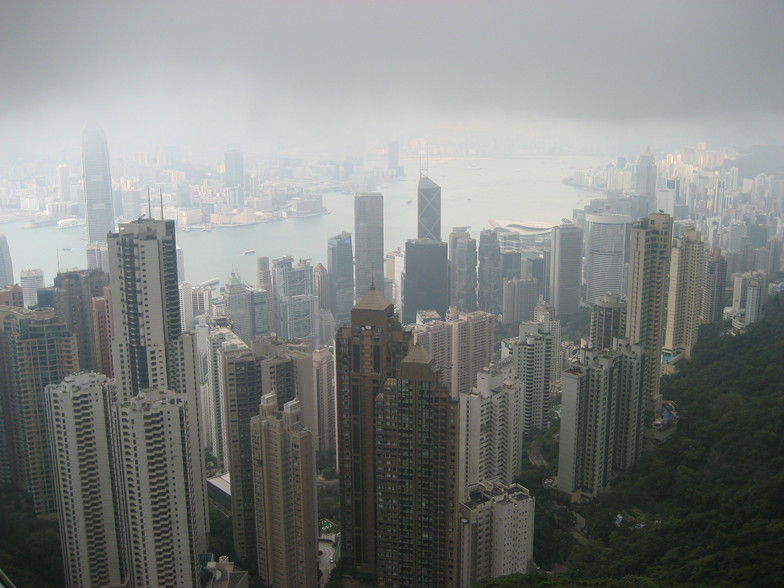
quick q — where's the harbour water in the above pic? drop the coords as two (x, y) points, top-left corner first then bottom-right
(1, 155), (608, 287)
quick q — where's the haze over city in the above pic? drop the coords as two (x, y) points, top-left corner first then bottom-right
(2, 0), (783, 157)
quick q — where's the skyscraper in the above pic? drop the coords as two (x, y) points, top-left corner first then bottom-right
(457, 364), (537, 586)
(219, 336), (311, 563)
(313, 263), (330, 311)
(223, 273), (269, 344)
(112, 386), (207, 587)
(701, 248), (727, 324)
(354, 193), (384, 300)
(449, 227), (478, 312)
(313, 345), (336, 452)
(56, 164), (71, 201)
(327, 231), (354, 325)
(459, 362), (523, 490)
(478, 229), (502, 315)
(0, 234), (13, 287)
(271, 257), (319, 344)
(458, 481), (535, 587)
(52, 269), (110, 372)
(415, 309), (495, 398)
(549, 223), (583, 317)
(82, 124), (115, 244)
(558, 340), (645, 497)
(224, 150), (245, 192)
(336, 285), (412, 575)
(589, 293), (627, 350)
(403, 239), (449, 324)
(108, 219), (184, 401)
(46, 373), (124, 586)
(625, 213), (673, 423)
(635, 147), (657, 218)
(374, 345), (459, 586)
(45, 373), (123, 587)
(502, 277), (538, 325)
(513, 321), (558, 435)
(583, 213), (630, 306)
(19, 268), (44, 308)
(251, 395), (317, 588)
(387, 140), (400, 174)
(417, 175), (441, 241)
(664, 227), (705, 360)
(0, 307), (78, 516)
(106, 217), (208, 585)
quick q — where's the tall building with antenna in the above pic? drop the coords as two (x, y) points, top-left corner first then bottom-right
(82, 124), (115, 243)
(417, 176), (442, 241)
(106, 217), (208, 585)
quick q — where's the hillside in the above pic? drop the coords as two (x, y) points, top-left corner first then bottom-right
(478, 294), (784, 588)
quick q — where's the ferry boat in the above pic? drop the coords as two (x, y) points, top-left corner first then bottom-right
(57, 218), (84, 229)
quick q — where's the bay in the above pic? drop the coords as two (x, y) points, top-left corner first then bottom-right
(1, 155), (607, 287)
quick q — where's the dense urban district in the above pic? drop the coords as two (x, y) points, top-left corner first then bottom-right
(0, 134), (783, 587)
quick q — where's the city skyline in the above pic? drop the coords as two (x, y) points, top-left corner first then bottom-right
(1, 2), (784, 586)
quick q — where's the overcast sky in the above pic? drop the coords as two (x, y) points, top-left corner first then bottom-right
(1, 0), (783, 157)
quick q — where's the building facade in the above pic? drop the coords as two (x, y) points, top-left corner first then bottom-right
(549, 223), (583, 317)
(354, 193), (384, 300)
(335, 285), (412, 575)
(374, 345), (459, 587)
(82, 124), (115, 244)
(251, 395), (317, 588)
(46, 373), (123, 587)
(417, 176), (441, 241)
(664, 227), (705, 359)
(625, 213), (673, 423)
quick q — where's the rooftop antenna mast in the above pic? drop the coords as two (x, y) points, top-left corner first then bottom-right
(147, 186), (153, 219)
(419, 142), (429, 178)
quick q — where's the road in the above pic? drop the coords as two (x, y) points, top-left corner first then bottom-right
(528, 442), (548, 467)
(318, 539), (335, 586)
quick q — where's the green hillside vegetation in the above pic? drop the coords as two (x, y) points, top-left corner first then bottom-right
(477, 294), (784, 587)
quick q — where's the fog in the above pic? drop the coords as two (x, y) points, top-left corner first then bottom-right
(1, 0), (783, 156)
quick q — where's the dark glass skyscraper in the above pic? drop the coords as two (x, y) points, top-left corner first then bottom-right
(82, 124), (115, 243)
(403, 239), (449, 324)
(449, 227), (477, 312)
(328, 231), (354, 324)
(478, 229), (502, 315)
(417, 176), (441, 241)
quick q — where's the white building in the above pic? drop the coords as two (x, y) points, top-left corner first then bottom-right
(583, 213), (630, 307)
(46, 373), (124, 588)
(106, 218), (209, 585)
(19, 268), (44, 308)
(459, 480), (535, 587)
(512, 321), (559, 434)
(112, 387), (208, 587)
(558, 340), (645, 498)
(459, 362), (521, 495)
